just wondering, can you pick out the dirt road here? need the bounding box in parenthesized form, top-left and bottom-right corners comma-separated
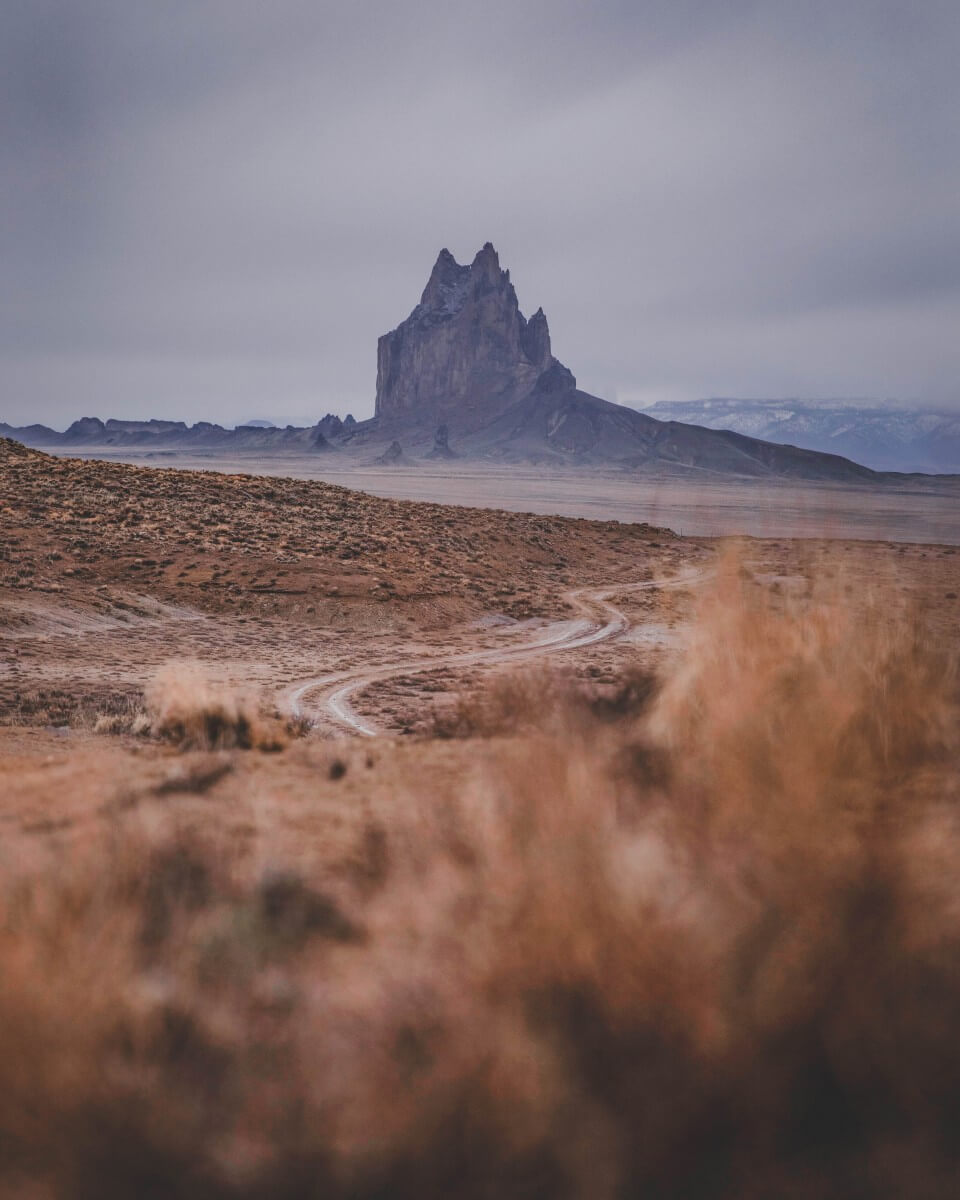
(283, 569, 706, 736)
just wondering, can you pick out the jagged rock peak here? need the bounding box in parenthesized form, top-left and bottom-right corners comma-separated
(421, 248, 471, 311)
(470, 240, 502, 282)
(418, 242, 512, 316)
(376, 244, 575, 430)
(315, 412, 344, 437)
(521, 307, 551, 369)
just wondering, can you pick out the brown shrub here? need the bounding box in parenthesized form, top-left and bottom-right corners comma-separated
(146, 664, 286, 751)
(3, 687, 145, 730)
(434, 663, 659, 738)
(432, 665, 568, 737)
(1, 560, 959, 1198)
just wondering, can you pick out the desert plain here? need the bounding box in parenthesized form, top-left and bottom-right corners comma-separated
(2, 436, 960, 1197)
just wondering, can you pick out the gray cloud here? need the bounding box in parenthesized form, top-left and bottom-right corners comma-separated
(1, 0, 958, 427)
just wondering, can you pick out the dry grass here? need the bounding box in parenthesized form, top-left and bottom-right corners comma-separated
(2, 687, 146, 731)
(1, 559, 959, 1197)
(1, 667, 295, 750)
(145, 664, 288, 751)
(432, 662, 660, 738)
(0, 437, 670, 627)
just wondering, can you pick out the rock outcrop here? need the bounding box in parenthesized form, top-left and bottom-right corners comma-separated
(426, 424, 458, 460)
(375, 243, 574, 433)
(65, 417, 107, 440)
(377, 440, 405, 465)
(315, 413, 344, 438)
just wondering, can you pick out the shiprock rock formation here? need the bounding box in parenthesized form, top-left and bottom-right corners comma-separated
(375, 243, 574, 433)
(369, 243, 884, 479)
(1, 244, 898, 479)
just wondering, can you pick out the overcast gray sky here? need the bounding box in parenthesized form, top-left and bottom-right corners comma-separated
(2, 0, 958, 428)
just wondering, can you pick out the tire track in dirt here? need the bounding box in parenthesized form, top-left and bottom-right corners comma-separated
(283, 568, 708, 737)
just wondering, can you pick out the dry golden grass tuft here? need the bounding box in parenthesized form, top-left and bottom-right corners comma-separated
(145, 664, 288, 752)
(0, 560, 959, 1197)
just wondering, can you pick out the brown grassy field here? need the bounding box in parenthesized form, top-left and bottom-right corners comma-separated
(2, 437, 960, 1198)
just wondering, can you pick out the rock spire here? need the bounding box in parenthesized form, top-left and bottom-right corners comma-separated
(375, 243, 574, 430)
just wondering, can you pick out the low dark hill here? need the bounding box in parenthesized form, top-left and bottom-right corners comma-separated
(447, 381, 875, 480)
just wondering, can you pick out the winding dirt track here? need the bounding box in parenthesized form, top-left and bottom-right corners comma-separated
(283, 569, 706, 737)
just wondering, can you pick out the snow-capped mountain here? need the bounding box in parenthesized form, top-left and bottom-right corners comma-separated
(641, 400, 960, 474)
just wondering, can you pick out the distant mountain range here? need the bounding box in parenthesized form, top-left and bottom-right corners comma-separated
(3, 246, 955, 481)
(642, 399, 960, 474)
(0, 415, 357, 453)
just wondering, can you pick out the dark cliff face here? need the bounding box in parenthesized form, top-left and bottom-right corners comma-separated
(375, 243, 574, 431)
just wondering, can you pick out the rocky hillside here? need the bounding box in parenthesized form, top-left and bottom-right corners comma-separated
(0, 438, 668, 628)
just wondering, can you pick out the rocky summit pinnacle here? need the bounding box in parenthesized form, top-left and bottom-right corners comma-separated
(375, 243, 575, 432)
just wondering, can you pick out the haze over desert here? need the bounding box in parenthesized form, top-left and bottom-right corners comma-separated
(3, 2, 960, 1196)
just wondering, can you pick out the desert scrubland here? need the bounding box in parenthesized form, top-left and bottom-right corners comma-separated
(2, 436, 960, 1197)
(42, 443, 960, 544)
